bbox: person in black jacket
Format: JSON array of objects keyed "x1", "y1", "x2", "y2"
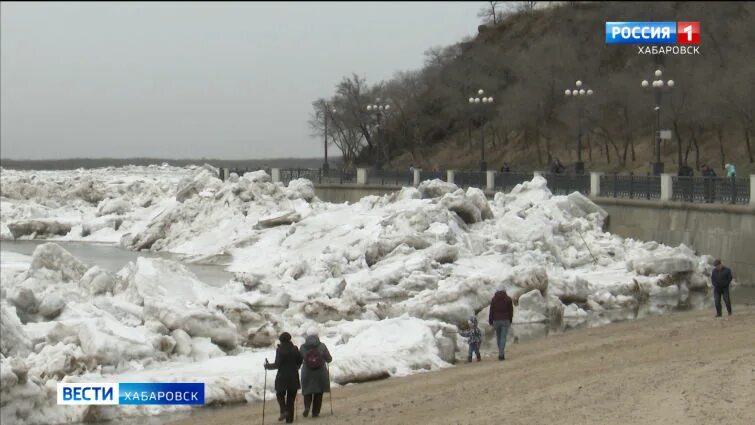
[
  {"x1": 264, "y1": 332, "x2": 303, "y2": 423},
  {"x1": 711, "y1": 259, "x2": 734, "y2": 317},
  {"x1": 701, "y1": 164, "x2": 716, "y2": 203}
]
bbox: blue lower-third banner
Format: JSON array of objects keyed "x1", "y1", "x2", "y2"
[
  {"x1": 58, "y1": 382, "x2": 205, "y2": 405},
  {"x1": 119, "y1": 383, "x2": 205, "y2": 405}
]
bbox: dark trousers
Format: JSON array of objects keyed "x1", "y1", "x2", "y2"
[
  {"x1": 276, "y1": 390, "x2": 297, "y2": 423},
  {"x1": 703, "y1": 178, "x2": 714, "y2": 203},
  {"x1": 714, "y1": 286, "x2": 732, "y2": 316},
  {"x1": 303, "y1": 393, "x2": 324, "y2": 416}
]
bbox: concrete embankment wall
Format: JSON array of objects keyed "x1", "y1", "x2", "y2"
[
  {"x1": 593, "y1": 198, "x2": 755, "y2": 285},
  {"x1": 314, "y1": 184, "x2": 755, "y2": 285}
]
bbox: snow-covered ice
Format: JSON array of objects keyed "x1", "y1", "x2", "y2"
[{"x1": 0, "y1": 167, "x2": 723, "y2": 424}]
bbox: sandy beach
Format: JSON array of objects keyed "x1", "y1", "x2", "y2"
[{"x1": 166, "y1": 306, "x2": 755, "y2": 425}]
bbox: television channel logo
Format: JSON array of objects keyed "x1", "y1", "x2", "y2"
[
  {"x1": 57, "y1": 382, "x2": 205, "y2": 406},
  {"x1": 605, "y1": 22, "x2": 700, "y2": 45}
]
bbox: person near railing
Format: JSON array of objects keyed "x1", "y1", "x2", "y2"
[
  {"x1": 549, "y1": 158, "x2": 565, "y2": 174},
  {"x1": 725, "y1": 163, "x2": 737, "y2": 203},
  {"x1": 677, "y1": 161, "x2": 694, "y2": 202},
  {"x1": 500, "y1": 162, "x2": 510, "y2": 173},
  {"x1": 701, "y1": 164, "x2": 716, "y2": 203}
]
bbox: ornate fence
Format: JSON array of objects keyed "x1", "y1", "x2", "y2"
[
  {"x1": 493, "y1": 172, "x2": 531, "y2": 192},
  {"x1": 543, "y1": 173, "x2": 591, "y2": 196},
  {"x1": 248, "y1": 167, "x2": 752, "y2": 205},
  {"x1": 419, "y1": 170, "x2": 446, "y2": 183},
  {"x1": 672, "y1": 176, "x2": 750, "y2": 205},
  {"x1": 453, "y1": 171, "x2": 486, "y2": 188},
  {"x1": 365, "y1": 169, "x2": 413, "y2": 186},
  {"x1": 280, "y1": 168, "x2": 322, "y2": 185},
  {"x1": 600, "y1": 174, "x2": 661, "y2": 200}
]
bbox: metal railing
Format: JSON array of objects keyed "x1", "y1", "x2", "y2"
[
  {"x1": 543, "y1": 173, "x2": 591, "y2": 196},
  {"x1": 672, "y1": 176, "x2": 750, "y2": 205},
  {"x1": 419, "y1": 170, "x2": 446, "y2": 183},
  {"x1": 318, "y1": 168, "x2": 356, "y2": 184},
  {"x1": 600, "y1": 174, "x2": 661, "y2": 200},
  {"x1": 453, "y1": 171, "x2": 486, "y2": 188},
  {"x1": 365, "y1": 169, "x2": 413, "y2": 186},
  {"x1": 280, "y1": 168, "x2": 322, "y2": 185},
  {"x1": 220, "y1": 167, "x2": 270, "y2": 181},
  {"x1": 493, "y1": 172, "x2": 531, "y2": 192},
  {"x1": 229, "y1": 167, "x2": 752, "y2": 205}
]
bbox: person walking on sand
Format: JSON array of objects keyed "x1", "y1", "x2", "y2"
[
  {"x1": 460, "y1": 316, "x2": 482, "y2": 362},
  {"x1": 489, "y1": 289, "x2": 514, "y2": 360},
  {"x1": 711, "y1": 259, "x2": 733, "y2": 317},
  {"x1": 264, "y1": 332, "x2": 303, "y2": 423},
  {"x1": 300, "y1": 330, "x2": 333, "y2": 418}
]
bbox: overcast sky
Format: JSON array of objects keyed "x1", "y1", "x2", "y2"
[{"x1": 1, "y1": 1, "x2": 482, "y2": 160}]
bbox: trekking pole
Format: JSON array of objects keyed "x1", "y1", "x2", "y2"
[
  {"x1": 327, "y1": 366, "x2": 333, "y2": 415},
  {"x1": 262, "y1": 358, "x2": 268, "y2": 425},
  {"x1": 576, "y1": 228, "x2": 597, "y2": 265}
]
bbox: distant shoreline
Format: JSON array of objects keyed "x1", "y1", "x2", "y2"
[{"x1": 0, "y1": 157, "x2": 341, "y2": 171}]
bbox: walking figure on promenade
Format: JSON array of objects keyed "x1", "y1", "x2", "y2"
[
  {"x1": 725, "y1": 163, "x2": 737, "y2": 202},
  {"x1": 711, "y1": 259, "x2": 733, "y2": 317},
  {"x1": 701, "y1": 164, "x2": 716, "y2": 203},
  {"x1": 488, "y1": 288, "x2": 514, "y2": 360}
]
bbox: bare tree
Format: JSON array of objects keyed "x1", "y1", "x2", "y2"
[
  {"x1": 517, "y1": 1, "x2": 538, "y2": 13},
  {"x1": 477, "y1": 1, "x2": 502, "y2": 25}
]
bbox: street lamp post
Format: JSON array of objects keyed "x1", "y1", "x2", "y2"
[
  {"x1": 641, "y1": 69, "x2": 674, "y2": 176},
  {"x1": 564, "y1": 80, "x2": 594, "y2": 175},
  {"x1": 468, "y1": 89, "x2": 494, "y2": 172},
  {"x1": 321, "y1": 102, "x2": 336, "y2": 175},
  {"x1": 366, "y1": 98, "x2": 390, "y2": 170}
]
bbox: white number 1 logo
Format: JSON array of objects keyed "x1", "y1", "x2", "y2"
[{"x1": 683, "y1": 25, "x2": 693, "y2": 41}]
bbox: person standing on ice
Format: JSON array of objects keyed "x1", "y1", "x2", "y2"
[
  {"x1": 711, "y1": 259, "x2": 733, "y2": 317},
  {"x1": 460, "y1": 316, "x2": 482, "y2": 362},
  {"x1": 300, "y1": 330, "x2": 333, "y2": 418},
  {"x1": 489, "y1": 289, "x2": 514, "y2": 360},
  {"x1": 264, "y1": 332, "x2": 303, "y2": 423}
]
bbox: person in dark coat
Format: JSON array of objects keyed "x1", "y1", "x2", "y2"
[
  {"x1": 300, "y1": 332, "x2": 332, "y2": 418},
  {"x1": 711, "y1": 259, "x2": 734, "y2": 317},
  {"x1": 264, "y1": 332, "x2": 303, "y2": 423},
  {"x1": 550, "y1": 158, "x2": 565, "y2": 174},
  {"x1": 677, "y1": 161, "x2": 694, "y2": 201},
  {"x1": 701, "y1": 164, "x2": 716, "y2": 203},
  {"x1": 488, "y1": 289, "x2": 514, "y2": 360},
  {"x1": 678, "y1": 161, "x2": 694, "y2": 176}
]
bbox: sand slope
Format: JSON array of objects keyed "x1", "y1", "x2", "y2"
[{"x1": 168, "y1": 307, "x2": 755, "y2": 425}]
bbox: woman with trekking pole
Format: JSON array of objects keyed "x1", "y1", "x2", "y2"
[
  {"x1": 264, "y1": 332, "x2": 303, "y2": 423},
  {"x1": 300, "y1": 329, "x2": 333, "y2": 418}
]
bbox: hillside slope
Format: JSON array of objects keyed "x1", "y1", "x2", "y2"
[{"x1": 321, "y1": 2, "x2": 755, "y2": 176}]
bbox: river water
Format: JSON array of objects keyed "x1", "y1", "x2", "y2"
[{"x1": 0, "y1": 240, "x2": 232, "y2": 287}]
